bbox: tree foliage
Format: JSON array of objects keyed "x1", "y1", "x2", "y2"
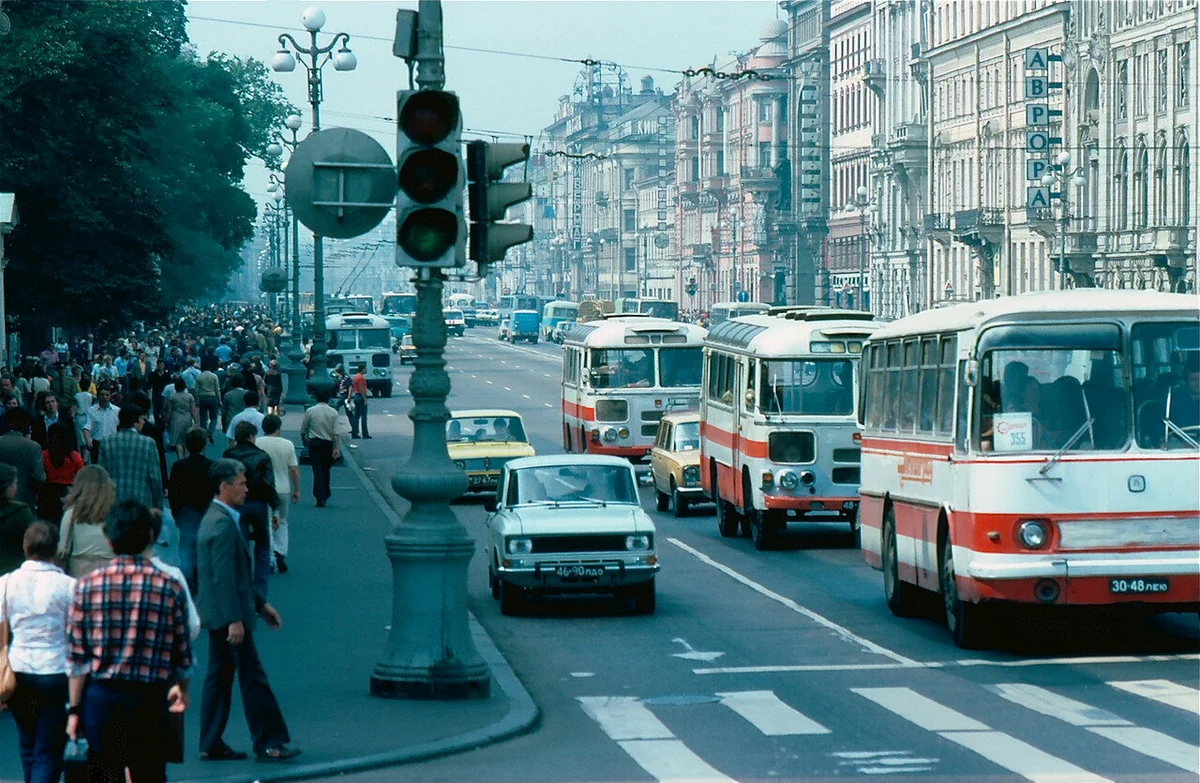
[{"x1": 0, "y1": 0, "x2": 295, "y2": 335}]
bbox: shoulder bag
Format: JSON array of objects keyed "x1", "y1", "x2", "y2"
[{"x1": 0, "y1": 575, "x2": 17, "y2": 702}]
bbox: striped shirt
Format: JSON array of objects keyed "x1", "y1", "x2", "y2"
[{"x1": 66, "y1": 555, "x2": 192, "y2": 683}]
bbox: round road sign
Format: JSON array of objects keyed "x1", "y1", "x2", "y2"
[
  {"x1": 285, "y1": 128, "x2": 395, "y2": 240},
  {"x1": 260, "y1": 268, "x2": 288, "y2": 293}
]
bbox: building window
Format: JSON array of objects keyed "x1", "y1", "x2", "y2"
[
  {"x1": 623, "y1": 208, "x2": 636, "y2": 232},
  {"x1": 1155, "y1": 49, "x2": 1168, "y2": 113},
  {"x1": 1179, "y1": 43, "x2": 1191, "y2": 107},
  {"x1": 1116, "y1": 60, "x2": 1128, "y2": 118},
  {"x1": 1135, "y1": 53, "x2": 1148, "y2": 116},
  {"x1": 1155, "y1": 138, "x2": 1168, "y2": 224},
  {"x1": 1134, "y1": 141, "x2": 1149, "y2": 228},
  {"x1": 623, "y1": 168, "x2": 635, "y2": 191},
  {"x1": 1115, "y1": 145, "x2": 1129, "y2": 230},
  {"x1": 624, "y1": 246, "x2": 637, "y2": 272},
  {"x1": 758, "y1": 99, "x2": 772, "y2": 124},
  {"x1": 1179, "y1": 137, "x2": 1192, "y2": 227}
]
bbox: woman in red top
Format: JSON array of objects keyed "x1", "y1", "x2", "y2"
[{"x1": 39, "y1": 422, "x2": 83, "y2": 524}]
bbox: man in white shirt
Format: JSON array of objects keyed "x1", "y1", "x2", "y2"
[
  {"x1": 82, "y1": 387, "x2": 120, "y2": 463},
  {"x1": 256, "y1": 414, "x2": 300, "y2": 573},
  {"x1": 224, "y1": 391, "x2": 265, "y2": 441}
]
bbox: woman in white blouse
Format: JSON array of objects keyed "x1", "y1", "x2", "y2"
[{"x1": 0, "y1": 521, "x2": 76, "y2": 783}]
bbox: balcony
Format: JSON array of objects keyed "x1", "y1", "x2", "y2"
[
  {"x1": 863, "y1": 58, "x2": 886, "y2": 96},
  {"x1": 704, "y1": 174, "x2": 729, "y2": 194},
  {"x1": 952, "y1": 208, "x2": 1004, "y2": 249},
  {"x1": 1151, "y1": 226, "x2": 1190, "y2": 253},
  {"x1": 739, "y1": 166, "x2": 776, "y2": 189},
  {"x1": 595, "y1": 191, "x2": 609, "y2": 207},
  {"x1": 1050, "y1": 231, "x2": 1099, "y2": 285},
  {"x1": 887, "y1": 122, "x2": 927, "y2": 175},
  {"x1": 922, "y1": 213, "x2": 952, "y2": 245}
]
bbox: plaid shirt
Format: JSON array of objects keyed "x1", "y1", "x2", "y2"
[
  {"x1": 66, "y1": 555, "x2": 192, "y2": 683},
  {"x1": 98, "y1": 429, "x2": 164, "y2": 510}
]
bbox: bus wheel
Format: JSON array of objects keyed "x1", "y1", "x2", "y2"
[
  {"x1": 748, "y1": 508, "x2": 774, "y2": 551},
  {"x1": 882, "y1": 506, "x2": 918, "y2": 617},
  {"x1": 939, "y1": 533, "x2": 988, "y2": 649},
  {"x1": 848, "y1": 508, "x2": 861, "y2": 548}
]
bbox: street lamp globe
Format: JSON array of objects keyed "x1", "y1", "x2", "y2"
[
  {"x1": 271, "y1": 49, "x2": 297, "y2": 72},
  {"x1": 856, "y1": 185, "x2": 868, "y2": 201},
  {"x1": 333, "y1": 46, "x2": 357, "y2": 71},
  {"x1": 301, "y1": 7, "x2": 326, "y2": 32},
  {"x1": 1070, "y1": 170, "x2": 1087, "y2": 187},
  {"x1": 285, "y1": 114, "x2": 303, "y2": 131},
  {"x1": 1041, "y1": 173, "x2": 1055, "y2": 187},
  {"x1": 266, "y1": 142, "x2": 284, "y2": 157},
  {"x1": 1056, "y1": 151, "x2": 1073, "y2": 167},
  {"x1": 266, "y1": 182, "x2": 278, "y2": 193},
  {"x1": 272, "y1": 190, "x2": 284, "y2": 204}
]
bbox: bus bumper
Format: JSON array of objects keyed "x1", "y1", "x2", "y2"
[{"x1": 763, "y1": 495, "x2": 859, "y2": 513}]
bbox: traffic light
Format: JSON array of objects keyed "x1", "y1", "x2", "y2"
[
  {"x1": 685, "y1": 277, "x2": 698, "y2": 297},
  {"x1": 395, "y1": 90, "x2": 465, "y2": 269},
  {"x1": 466, "y1": 140, "x2": 533, "y2": 278}
]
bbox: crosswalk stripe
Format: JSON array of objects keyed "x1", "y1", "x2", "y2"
[
  {"x1": 855, "y1": 687, "x2": 1110, "y2": 783},
  {"x1": 991, "y1": 684, "x2": 1200, "y2": 773},
  {"x1": 578, "y1": 696, "x2": 672, "y2": 741},
  {"x1": 619, "y1": 739, "x2": 737, "y2": 783},
  {"x1": 1107, "y1": 679, "x2": 1200, "y2": 714},
  {"x1": 715, "y1": 690, "x2": 830, "y2": 736}
]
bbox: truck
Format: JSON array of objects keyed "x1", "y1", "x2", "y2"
[{"x1": 507, "y1": 310, "x2": 540, "y2": 343}]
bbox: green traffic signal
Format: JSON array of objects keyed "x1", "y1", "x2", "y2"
[{"x1": 399, "y1": 208, "x2": 458, "y2": 262}]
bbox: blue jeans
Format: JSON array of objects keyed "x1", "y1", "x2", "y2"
[{"x1": 8, "y1": 672, "x2": 68, "y2": 783}]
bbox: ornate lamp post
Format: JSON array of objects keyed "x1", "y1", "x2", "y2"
[
  {"x1": 266, "y1": 113, "x2": 310, "y2": 405},
  {"x1": 1041, "y1": 151, "x2": 1087, "y2": 288},
  {"x1": 846, "y1": 185, "x2": 877, "y2": 311},
  {"x1": 271, "y1": 7, "x2": 357, "y2": 398}
]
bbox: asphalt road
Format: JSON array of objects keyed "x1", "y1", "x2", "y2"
[{"x1": 344, "y1": 328, "x2": 1200, "y2": 783}]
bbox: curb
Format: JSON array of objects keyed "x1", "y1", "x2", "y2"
[{"x1": 179, "y1": 438, "x2": 540, "y2": 783}]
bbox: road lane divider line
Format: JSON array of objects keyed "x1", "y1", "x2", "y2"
[
  {"x1": 989, "y1": 683, "x2": 1200, "y2": 772},
  {"x1": 544, "y1": 403, "x2": 553, "y2": 408},
  {"x1": 855, "y1": 687, "x2": 1112, "y2": 783},
  {"x1": 691, "y1": 653, "x2": 1200, "y2": 675},
  {"x1": 1107, "y1": 679, "x2": 1200, "y2": 714},
  {"x1": 503, "y1": 386, "x2": 512, "y2": 391},
  {"x1": 578, "y1": 697, "x2": 738, "y2": 783},
  {"x1": 522, "y1": 394, "x2": 531, "y2": 399},
  {"x1": 715, "y1": 690, "x2": 830, "y2": 736},
  {"x1": 667, "y1": 538, "x2": 918, "y2": 666}
]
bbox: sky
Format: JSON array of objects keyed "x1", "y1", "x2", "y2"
[{"x1": 185, "y1": 0, "x2": 779, "y2": 208}]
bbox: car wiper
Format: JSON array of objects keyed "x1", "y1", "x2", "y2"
[
  {"x1": 577, "y1": 496, "x2": 608, "y2": 507},
  {"x1": 1163, "y1": 418, "x2": 1200, "y2": 449},
  {"x1": 1035, "y1": 417, "x2": 1095, "y2": 479}
]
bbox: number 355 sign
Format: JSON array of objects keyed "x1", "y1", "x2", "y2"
[{"x1": 994, "y1": 413, "x2": 1033, "y2": 452}]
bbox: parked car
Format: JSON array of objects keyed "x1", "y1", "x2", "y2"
[
  {"x1": 444, "y1": 308, "x2": 466, "y2": 337},
  {"x1": 649, "y1": 412, "x2": 707, "y2": 517},
  {"x1": 550, "y1": 320, "x2": 575, "y2": 344},
  {"x1": 397, "y1": 333, "x2": 416, "y2": 364},
  {"x1": 475, "y1": 308, "x2": 500, "y2": 326},
  {"x1": 498, "y1": 318, "x2": 511, "y2": 341},
  {"x1": 508, "y1": 309, "x2": 540, "y2": 344},
  {"x1": 447, "y1": 409, "x2": 536, "y2": 494},
  {"x1": 484, "y1": 455, "x2": 658, "y2": 615}
]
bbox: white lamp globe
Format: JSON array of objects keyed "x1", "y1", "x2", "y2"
[
  {"x1": 266, "y1": 142, "x2": 284, "y2": 157},
  {"x1": 1056, "y1": 151, "x2": 1072, "y2": 167},
  {"x1": 285, "y1": 114, "x2": 303, "y2": 131},
  {"x1": 271, "y1": 49, "x2": 296, "y2": 73},
  {"x1": 332, "y1": 46, "x2": 357, "y2": 72},
  {"x1": 1041, "y1": 173, "x2": 1055, "y2": 186},
  {"x1": 301, "y1": 8, "x2": 326, "y2": 32}
]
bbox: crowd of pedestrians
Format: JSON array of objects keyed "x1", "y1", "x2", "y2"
[{"x1": 0, "y1": 305, "x2": 320, "y2": 782}]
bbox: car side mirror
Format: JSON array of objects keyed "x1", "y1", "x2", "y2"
[{"x1": 483, "y1": 496, "x2": 499, "y2": 513}]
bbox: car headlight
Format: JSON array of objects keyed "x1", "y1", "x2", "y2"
[
  {"x1": 617, "y1": 427, "x2": 630, "y2": 439},
  {"x1": 625, "y1": 534, "x2": 652, "y2": 551},
  {"x1": 778, "y1": 470, "x2": 799, "y2": 489},
  {"x1": 682, "y1": 465, "x2": 699, "y2": 485},
  {"x1": 454, "y1": 460, "x2": 465, "y2": 470},
  {"x1": 603, "y1": 427, "x2": 618, "y2": 442},
  {"x1": 1018, "y1": 519, "x2": 1048, "y2": 549},
  {"x1": 506, "y1": 537, "x2": 533, "y2": 555}
]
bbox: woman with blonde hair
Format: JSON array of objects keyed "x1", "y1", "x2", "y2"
[{"x1": 55, "y1": 465, "x2": 117, "y2": 577}]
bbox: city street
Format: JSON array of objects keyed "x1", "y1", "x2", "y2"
[{"x1": 344, "y1": 330, "x2": 1200, "y2": 783}]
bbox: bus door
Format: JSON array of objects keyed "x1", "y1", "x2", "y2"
[
  {"x1": 732, "y1": 357, "x2": 747, "y2": 509},
  {"x1": 568, "y1": 348, "x2": 585, "y2": 452}
]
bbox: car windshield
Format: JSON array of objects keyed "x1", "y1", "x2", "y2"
[
  {"x1": 590, "y1": 348, "x2": 654, "y2": 389},
  {"x1": 445, "y1": 309, "x2": 463, "y2": 320},
  {"x1": 660, "y1": 347, "x2": 703, "y2": 387},
  {"x1": 509, "y1": 464, "x2": 637, "y2": 505},
  {"x1": 673, "y1": 421, "x2": 700, "y2": 451},
  {"x1": 447, "y1": 416, "x2": 527, "y2": 443},
  {"x1": 760, "y1": 359, "x2": 855, "y2": 415}
]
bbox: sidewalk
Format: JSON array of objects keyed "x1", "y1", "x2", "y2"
[{"x1": 0, "y1": 416, "x2": 537, "y2": 783}]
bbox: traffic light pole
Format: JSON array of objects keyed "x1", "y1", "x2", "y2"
[{"x1": 372, "y1": 0, "x2": 489, "y2": 700}]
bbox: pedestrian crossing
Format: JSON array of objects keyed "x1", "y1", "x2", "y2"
[{"x1": 578, "y1": 678, "x2": 1200, "y2": 782}]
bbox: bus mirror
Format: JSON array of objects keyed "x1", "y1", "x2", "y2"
[{"x1": 964, "y1": 359, "x2": 979, "y2": 387}]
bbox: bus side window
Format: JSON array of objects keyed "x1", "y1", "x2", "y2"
[
  {"x1": 899, "y1": 340, "x2": 920, "y2": 431},
  {"x1": 884, "y1": 342, "x2": 901, "y2": 430},
  {"x1": 936, "y1": 337, "x2": 956, "y2": 437},
  {"x1": 744, "y1": 360, "x2": 756, "y2": 411},
  {"x1": 918, "y1": 337, "x2": 939, "y2": 433}
]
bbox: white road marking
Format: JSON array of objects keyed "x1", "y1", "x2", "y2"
[
  {"x1": 1107, "y1": 679, "x2": 1200, "y2": 714},
  {"x1": 486, "y1": 380, "x2": 493, "y2": 385},
  {"x1": 990, "y1": 683, "x2": 1200, "y2": 772},
  {"x1": 855, "y1": 688, "x2": 1110, "y2": 783},
  {"x1": 667, "y1": 538, "x2": 917, "y2": 666},
  {"x1": 716, "y1": 690, "x2": 829, "y2": 736},
  {"x1": 671, "y1": 638, "x2": 724, "y2": 662},
  {"x1": 570, "y1": 672, "x2": 595, "y2": 678},
  {"x1": 692, "y1": 653, "x2": 1200, "y2": 675},
  {"x1": 503, "y1": 386, "x2": 512, "y2": 391},
  {"x1": 578, "y1": 696, "x2": 736, "y2": 783},
  {"x1": 522, "y1": 394, "x2": 531, "y2": 399},
  {"x1": 544, "y1": 403, "x2": 553, "y2": 408},
  {"x1": 833, "y1": 750, "x2": 938, "y2": 776}
]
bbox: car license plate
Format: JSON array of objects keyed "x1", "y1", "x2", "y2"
[
  {"x1": 557, "y1": 565, "x2": 605, "y2": 579},
  {"x1": 1109, "y1": 578, "x2": 1169, "y2": 594}
]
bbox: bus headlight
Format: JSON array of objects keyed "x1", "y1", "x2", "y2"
[
  {"x1": 506, "y1": 537, "x2": 533, "y2": 555},
  {"x1": 454, "y1": 460, "x2": 465, "y2": 470},
  {"x1": 778, "y1": 470, "x2": 799, "y2": 490},
  {"x1": 603, "y1": 427, "x2": 618, "y2": 442},
  {"x1": 1018, "y1": 519, "x2": 1049, "y2": 549},
  {"x1": 799, "y1": 470, "x2": 815, "y2": 487},
  {"x1": 617, "y1": 427, "x2": 630, "y2": 439}
]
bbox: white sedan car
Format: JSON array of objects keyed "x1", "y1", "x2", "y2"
[{"x1": 484, "y1": 455, "x2": 659, "y2": 615}]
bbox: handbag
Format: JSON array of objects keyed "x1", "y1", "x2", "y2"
[{"x1": 0, "y1": 575, "x2": 16, "y2": 703}]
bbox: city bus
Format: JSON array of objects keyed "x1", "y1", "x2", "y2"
[
  {"x1": 381, "y1": 292, "x2": 417, "y2": 317},
  {"x1": 708, "y1": 301, "x2": 770, "y2": 326},
  {"x1": 344, "y1": 294, "x2": 374, "y2": 314},
  {"x1": 498, "y1": 294, "x2": 541, "y2": 320},
  {"x1": 700, "y1": 308, "x2": 879, "y2": 550},
  {"x1": 325, "y1": 312, "x2": 394, "y2": 397},
  {"x1": 561, "y1": 316, "x2": 708, "y2": 460},
  {"x1": 541, "y1": 300, "x2": 579, "y2": 340},
  {"x1": 857, "y1": 290, "x2": 1200, "y2": 648},
  {"x1": 615, "y1": 297, "x2": 680, "y2": 321}
]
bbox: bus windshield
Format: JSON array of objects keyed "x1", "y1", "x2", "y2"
[
  {"x1": 760, "y1": 359, "x2": 855, "y2": 415},
  {"x1": 590, "y1": 349, "x2": 654, "y2": 389},
  {"x1": 659, "y1": 348, "x2": 703, "y2": 387},
  {"x1": 1132, "y1": 321, "x2": 1199, "y2": 450},
  {"x1": 357, "y1": 329, "x2": 391, "y2": 350}
]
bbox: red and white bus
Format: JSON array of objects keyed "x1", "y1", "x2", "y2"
[
  {"x1": 561, "y1": 316, "x2": 707, "y2": 460},
  {"x1": 700, "y1": 308, "x2": 880, "y2": 550},
  {"x1": 858, "y1": 290, "x2": 1200, "y2": 648}
]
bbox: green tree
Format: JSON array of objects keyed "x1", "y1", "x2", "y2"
[{"x1": 0, "y1": 0, "x2": 295, "y2": 337}]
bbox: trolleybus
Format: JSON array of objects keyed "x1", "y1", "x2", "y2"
[
  {"x1": 541, "y1": 300, "x2": 579, "y2": 340},
  {"x1": 615, "y1": 297, "x2": 680, "y2": 321},
  {"x1": 498, "y1": 294, "x2": 541, "y2": 320},
  {"x1": 857, "y1": 290, "x2": 1200, "y2": 648},
  {"x1": 381, "y1": 292, "x2": 417, "y2": 317},
  {"x1": 561, "y1": 316, "x2": 707, "y2": 460},
  {"x1": 708, "y1": 301, "x2": 770, "y2": 326},
  {"x1": 700, "y1": 308, "x2": 879, "y2": 550},
  {"x1": 325, "y1": 312, "x2": 394, "y2": 397}
]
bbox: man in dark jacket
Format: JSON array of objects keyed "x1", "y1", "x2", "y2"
[
  {"x1": 222, "y1": 421, "x2": 277, "y2": 598},
  {"x1": 169, "y1": 427, "x2": 214, "y2": 591},
  {"x1": 0, "y1": 408, "x2": 46, "y2": 508}
]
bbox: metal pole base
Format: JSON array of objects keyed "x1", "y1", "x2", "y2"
[{"x1": 281, "y1": 335, "x2": 311, "y2": 407}]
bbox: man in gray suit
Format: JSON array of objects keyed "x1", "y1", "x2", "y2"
[
  {"x1": 195, "y1": 458, "x2": 299, "y2": 763},
  {"x1": 97, "y1": 405, "x2": 164, "y2": 510},
  {"x1": 0, "y1": 407, "x2": 45, "y2": 507}
]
